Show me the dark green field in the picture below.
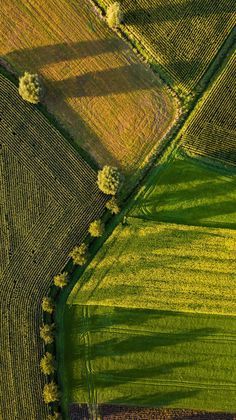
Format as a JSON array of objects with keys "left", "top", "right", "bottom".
[{"left": 62, "top": 305, "right": 236, "bottom": 412}]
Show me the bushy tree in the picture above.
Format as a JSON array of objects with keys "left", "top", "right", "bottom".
[
  {"left": 105, "top": 197, "right": 120, "bottom": 214},
  {"left": 18, "top": 72, "right": 43, "bottom": 104},
  {"left": 43, "top": 381, "right": 60, "bottom": 404},
  {"left": 107, "top": 2, "right": 123, "bottom": 28},
  {"left": 41, "top": 297, "right": 55, "bottom": 314},
  {"left": 88, "top": 219, "right": 104, "bottom": 237},
  {"left": 47, "top": 413, "right": 61, "bottom": 420},
  {"left": 97, "top": 166, "right": 122, "bottom": 195},
  {"left": 70, "top": 243, "right": 88, "bottom": 266},
  {"left": 53, "top": 272, "right": 68, "bottom": 288},
  {"left": 40, "top": 352, "right": 56, "bottom": 375},
  {"left": 40, "top": 324, "right": 55, "bottom": 345}
]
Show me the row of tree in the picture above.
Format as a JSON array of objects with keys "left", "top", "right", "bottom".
[{"left": 39, "top": 165, "right": 122, "bottom": 419}]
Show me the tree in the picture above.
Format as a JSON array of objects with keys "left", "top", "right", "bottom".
[
  {"left": 88, "top": 219, "right": 104, "bottom": 237},
  {"left": 70, "top": 243, "right": 88, "bottom": 266},
  {"left": 41, "top": 297, "right": 55, "bottom": 314},
  {"left": 97, "top": 166, "right": 122, "bottom": 195},
  {"left": 40, "top": 324, "right": 55, "bottom": 345},
  {"left": 40, "top": 352, "right": 56, "bottom": 375},
  {"left": 106, "top": 2, "right": 123, "bottom": 28},
  {"left": 43, "top": 381, "right": 60, "bottom": 404},
  {"left": 18, "top": 72, "right": 43, "bottom": 104},
  {"left": 53, "top": 272, "right": 68, "bottom": 288},
  {"left": 105, "top": 197, "right": 120, "bottom": 214}
]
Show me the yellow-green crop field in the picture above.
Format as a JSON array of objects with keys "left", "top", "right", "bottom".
[
  {"left": 68, "top": 219, "right": 236, "bottom": 315},
  {"left": 182, "top": 51, "right": 236, "bottom": 166},
  {"left": 0, "top": 0, "right": 177, "bottom": 184},
  {"left": 96, "top": 0, "right": 236, "bottom": 91}
]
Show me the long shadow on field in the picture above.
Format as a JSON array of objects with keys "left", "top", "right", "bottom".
[
  {"left": 130, "top": 158, "right": 236, "bottom": 229},
  {"left": 80, "top": 327, "right": 216, "bottom": 361},
  {"left": 124, "top": 0, "right": 236, "bottom": 25},
  {"left": 50, "top": 63, "right": 159, "bottom": 98},
  {"left": 107, "top": 389, "right": 199, "bottom": 408},
  {"left": 5, "top": 39, "right": 127, "bottom": 70}
]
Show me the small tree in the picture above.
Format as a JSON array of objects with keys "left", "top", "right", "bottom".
[
  {"left": 43, "top": 381, "right": 60, "bottom": 404},
  {"left": 18, "top": 71, "right": 43, "bottom": 104},
  {"left": 70, "top": 243, "right": 88, "bottom": 266},
  {"left": 40, "top": 324, "right": 55, "bottom": 345},
  {"left": 40, "top": 352, "right": 56, "bottom": 375},
  {"left": 53, "top": 272, "right": 68, "bottom": 288},
  {"left": 41, "top": 297, "right": 55, "bottom": 314},
  {"left": 107, "top": 2, "right": 123, "bottom": 28},
  {"left": 97, "top": 166, "right": 122, "bottom": 195},
  {"left": 105, "top": 197, "right": 120, "bottom": 214},
  {"left": 89, "top": 219, "right": 104, "bottom": 237}
]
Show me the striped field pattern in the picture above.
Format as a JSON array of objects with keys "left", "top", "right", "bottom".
[
  {"left": 0, "top": 73, "right": 106, "bottom": 420},
  {"left": 63, "top": 304, "right": 236, "bottom": 412},
  {"left": 68, "top": 219, "right": 236, "bottom": 316},
  {"left": 96, "top": 0, "right": 236, "bottom": 90},
  {"left": 0, "top": 0, "right": 177, "bottom": 183},
  {"left": 182, "top": 52, "right": 236, "bottom": 166}
]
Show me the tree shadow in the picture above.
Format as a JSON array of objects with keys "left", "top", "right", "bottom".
[
  {"left": 4, "top": 39, "right": 127, "bottom": 72},
  {"left": 48, "top": 63, "right": 160, "bottom": 98},
  {"left": 124, "top": 0, "right": 236, "bottom": 26},
  {"left": 130, "top": 157, "right": 236, "bottom": 229},
  {"left": 106, "top": 389, "right": 199, "bottom": 407}
]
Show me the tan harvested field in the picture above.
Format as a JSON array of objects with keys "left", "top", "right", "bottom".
[
  {"left": 0, "top": 0, "right": 177, "bottom": 182},
  {"left": 0, "top": 73, "right": 106, "bottom": 420}
]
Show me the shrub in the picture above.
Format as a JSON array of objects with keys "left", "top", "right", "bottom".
[
  {"left": 89, "top": 219, "right": 104, "bottom": 237},
  {"left": 105, "top": 197, "right": 120, "bottom": 214},
  {"left": 47, "top": 413, "right": 61, "bottom": 420},
  {"left": 53, "top": 272, "right": 68, "bottom": 288},
  {"left": 107, "top": 2, "right": 123, "bottom": 28},
  {"left": 97, "top": 166, "right": 122, "bottom": 195},
  {"left": 40, "top": 352, "right": 56, "bottom": 375},
  {"left": 41, "top": 297, "right": 55, "bottom": 314},
  {"left": 70, "top": 243, "right": 88, "bottom": 266},
  {"left": 18, "top": 71, "right": 43, "bottom": 104},
  {"left": 43, "top": 381, "right": 60, "bottom": 404},
  {"left": 40, "top": 324, "right": 55, "bottom": 345}
]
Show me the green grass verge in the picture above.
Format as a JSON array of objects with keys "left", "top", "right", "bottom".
[{"left": 63, "top": 305, "right": 236, "bottom": 412}]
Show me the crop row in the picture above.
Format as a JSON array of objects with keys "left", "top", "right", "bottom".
[
  {"left": 0, "top": 73, "right": 106, "bottom": 419},
  {"left": 97, "top": 0, "right": 235, "bottom": 91},
  {"left": 182, "top": 51, "right": 236, "bottom": 165}
]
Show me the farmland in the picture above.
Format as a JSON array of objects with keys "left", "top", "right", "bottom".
[
  {"left": 0, "top": 73, "right": 106, "bottom": 420},
  {"left": 62, "top": 305, "right": 236, "bottom": 412},
  {"left": 1, "top": 0, "right": 236, "bottom": 418},
  {"left": 96, "top": 0, "right": 236, "bottom": 91},
  {"left": 68, "top": 219, "right": 236, "bottom": 315},
  {"left": 130, "top": 152, "right": 236, "bottom": 229},
  {"left": 62, "top": 147, "right": 236, "bottom": 413},
  {"left": 182, "top": 51, "right": 236, "bottom": 166},
  {"left": 0, "top": 0, "right": 177, "bottom": 185}
]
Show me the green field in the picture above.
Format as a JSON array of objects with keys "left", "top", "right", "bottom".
[
  {"left": 130, "top": 152, "right": 236, "bottom": 229},
  {"left": 96, "top": 0, "right": 236, "bottom": 91},
  {"left": 182, "top": 51, "right": 236, "bottom": 166},
  {"left": 63, "top": 305, "right": 236, "bottom": 412},
  {"left": 62, "top": 148, "right": 236, "bottom": 414}
]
